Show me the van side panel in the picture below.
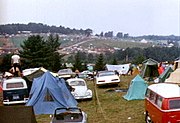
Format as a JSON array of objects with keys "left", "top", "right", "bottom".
[
  {"left": 145, "top": 99, "right": 163, "bottom": 122},
  {"left": 145, "top": 95, "right": 180, "bottom": 122}
]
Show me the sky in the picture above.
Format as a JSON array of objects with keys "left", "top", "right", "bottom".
[{"left": 0, "top": 0, "right": 180, "bottom": 36}]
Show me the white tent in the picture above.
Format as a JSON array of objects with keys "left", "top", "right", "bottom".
[
  {"left": 165, "top": 68, "right": 180, "bottom": 84},
  {"left": 105, "top": 64, "right": 130, "bottom": 75}
]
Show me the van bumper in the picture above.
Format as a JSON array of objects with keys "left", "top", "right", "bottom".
[{"left": 3, "top": 98, "right": 29, "bottom": 105}]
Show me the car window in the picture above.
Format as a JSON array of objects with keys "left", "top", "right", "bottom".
[
  {"left": 6, "top": 82, "right": 24, "bottom": 89},
  {"left": 98, "top": 72, "right": 115, "bottom": 77},
  {"left": 70, "top": 81, "right": 85, "bottom": 86},
  {"left": 169, "top": 99, "right": 180, "bottom": 109},
  {"left": 156, "top": 96, "right": 163, "bottom": 108}
]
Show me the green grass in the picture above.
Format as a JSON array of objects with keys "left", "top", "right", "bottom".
[
  {"left": 36, "top": 75, "right": 145, "bottom": 123},
  {"left": 9, "top": 35, "right": 152, "bottom": 50}
]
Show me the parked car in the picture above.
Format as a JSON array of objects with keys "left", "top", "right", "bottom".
[
  {"left": 58, "top": 69, "right": 75, "bottom": 80},
  {"left": 50, "top": 107, "right": 87, "bottom": 123},
  {"left": 95, "top": 71, "right": 120, "bottom": 87},
  {"left": 80, "top": 70, "right": 94, "bottom": 80},
  {"left": 2, "top": 77, "right": 29, "bottom": 105},
  {"left": 66, "top": 78, "right": 92, "bottom": 100},
  {"left": 145, "top": 83, "right": 180, "bottom": 123}
]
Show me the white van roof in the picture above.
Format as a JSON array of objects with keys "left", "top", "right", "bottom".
[
  {"left": 148, "top": 83, "right": 180, "bottom": 98},
  {"left": 3, "top": 77, "right": 27, "bottom": 90}
]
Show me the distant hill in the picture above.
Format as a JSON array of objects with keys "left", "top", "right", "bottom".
[{"left": 0, "top": 23, "right": 92, "bottom": 35}]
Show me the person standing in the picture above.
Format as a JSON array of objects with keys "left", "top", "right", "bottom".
[{"left": 10, "top": 54, "right": 22, "bottom": 77}]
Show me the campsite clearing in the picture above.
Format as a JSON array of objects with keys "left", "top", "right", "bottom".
[{"left": 36, "top": 75, "right": 145, "bottom": 123}]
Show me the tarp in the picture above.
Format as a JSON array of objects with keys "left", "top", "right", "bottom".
[
  {"left": 123, "top": 75, "right": 148, "bottom": 100},
  {"left": 23, "top": 67, "right": 59, "bottom": 92},
  {"left": 158, "top": 66, "right": 173, "bottom": 83},
  {"left": 26, "top": 71, "right": 78, "bottom": 114},
  {"left": 23, "top": 67, "right": 59, "bottom": 82},
  {"left": 165, "top": 68, "right": 180, "bottom": 84},
  {"left": 105, "top": 64, "right": 130, "bottom": 75},
  {"left": 141, "top": 58, "right": 159, "bottom": 78},
  {"left": 0, "top": 106, "right": 37, "bottom": 123}
]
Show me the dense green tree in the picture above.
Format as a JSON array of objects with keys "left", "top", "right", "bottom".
[
  {"left": 0, "top": 54, "right": 12, "bottom": 72},
  {"left": 94, "top": 53, "right": 105, "bottom": 71},
  {"left": 45, "top": 34, "right": 62, "bottom": 71},
  {"left": 85, "top": 28, "right": 93, "bottom": 37},
  {"left": 132, "top": 55, "right": 145, "bottom": 65},
  {"left": 19, "top": 34, "right": 62, "bottom": 71},
  {"left": 87, "top": 53, "right": 95, "bottom": 63},
  {"left": 73, "top": 51, "right": 82, "bottom": 71},
  {"left": 111, "top": 57, "right": 118, "bottom": 65}
]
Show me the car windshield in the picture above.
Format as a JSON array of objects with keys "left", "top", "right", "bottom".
[
  {"left": 98, "top": 71, "right": 115, "bottom": 77},
  {"left": 58, "top": 69, "right": 73, "bottom": 74},
  {"left": 6, "top": 82, "right": 24, "bottom": 89},
  {"left": 69, "top": 81, "right": 85, "bottom": 86}
]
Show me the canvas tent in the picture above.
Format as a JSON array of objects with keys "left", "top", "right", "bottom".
[
  {"left": 141, "top": 58, "right": 159, "bottom": 78},
  {"left": 173, "top": 60, "right": 180, "bottom": 70},
  {"left": 105, "top": 64, "right": 130, "bottom": 75},
  {"left": 165, "top": 68, "right": 180, "bottom": 84},
  {"left": 23, "top": 67, "right": 59, "bottom": 92},
  {"left": 123, "top": 75, "right": 148, "bottom": 101},
  {"left": 26, "top": 71, "right": 78, "bottom": 114},
  {"left": 157, "top": 66, "right": 173, "bottom": 83}
]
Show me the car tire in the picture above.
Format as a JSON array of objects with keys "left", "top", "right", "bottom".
[{"left": 145, "top": 111, "right": 153, "bottom": 123}]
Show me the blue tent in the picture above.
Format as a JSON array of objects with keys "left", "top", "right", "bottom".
[
  {"left": 123, "top": 75, "right": 148, "bottom": 101},
  {"left": 26, "top": 71, "right": 78, "bottom": 114}
]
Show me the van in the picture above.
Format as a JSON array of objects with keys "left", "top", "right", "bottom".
[
  {"left": 2, "top": 77, "right": 29, "bottom": 105},
  {"left": 145, "top": 83, "right": 180, "bottom": 123}
]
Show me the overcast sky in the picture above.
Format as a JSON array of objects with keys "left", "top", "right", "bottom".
[{"left": 0, "top": 0, "right": 180, "bottom": 36}]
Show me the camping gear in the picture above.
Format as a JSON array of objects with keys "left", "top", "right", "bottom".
[
  {"left": 105, "top": 64, "right": 130, "bottom": 75},
  {"left": 158, "top": 66, "right": 173, "bottom": 83},
  {"left": 123, "top": 75, "right": 148, "bottom": 100},
  {"left": 26, "top": 71, "right": 78, "bottom": 114},
  {"left": 141, "top": 58, "right": 159, "bottom": 78}
]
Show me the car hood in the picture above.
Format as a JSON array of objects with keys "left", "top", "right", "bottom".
[{"left": 73, "top": 86, "right": 88, "bottom": 95}]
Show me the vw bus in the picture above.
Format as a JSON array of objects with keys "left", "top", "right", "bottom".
[
  {"left": 2, "top": 77, "right": 29, "bottom": 105},
  {"left": 145, "top": 83, "right": 180, "bottom": 123}
]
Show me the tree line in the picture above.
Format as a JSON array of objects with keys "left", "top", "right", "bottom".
[
  {"left": 66, "top": 46, "right": 180, "bottom": 71},
  {"left": 1, "top": 23, "right": 180, "bottom": 41},
  {"left": 0, "top": 23, "right": 92, "bottom": 36}
]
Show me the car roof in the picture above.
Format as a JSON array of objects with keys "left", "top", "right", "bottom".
[
  {"left": 148, "top": 83, "right": 180, "bottom": 98},
  {"left": 66, "top": 78, "right": 85, "bottom": 82},
  {"left": 98, "top": 71, "right": 114, "bottom": 73},
  {"left": 3, "top": 77, "right": 26, "bottom": 83}
]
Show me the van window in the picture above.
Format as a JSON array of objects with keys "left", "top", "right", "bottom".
[
  {"left": 145, "top": 89, "right": 150, "bottom": 98},
  {"left": 149, "top": 91, "right": 156, "bottom": 102},
  {"left": 169, "top": 99, "right": 180, "bottom": 109},
  {"left": 6, "top": 82, "right": 24, "bottom": 89},
  {"left": 156, "top": 96, "right": 163, "bottom": 108}
]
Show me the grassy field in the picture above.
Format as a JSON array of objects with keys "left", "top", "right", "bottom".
[
  {"left": 36, "top": 75, "right": 145, "bottom": 123},
  {"left": 9, "top": 35, "right": 152, "bottom": 50}
]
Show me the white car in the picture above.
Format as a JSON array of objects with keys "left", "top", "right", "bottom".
[
  {"left": 96, "top": 71, "right": 120, "bottom": 87},
  {"left": 50, "top": 107, "right": 87, "bottom": 123},
  {"left": 66, "top": 78, "right": 92, "bottom": 100}
]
